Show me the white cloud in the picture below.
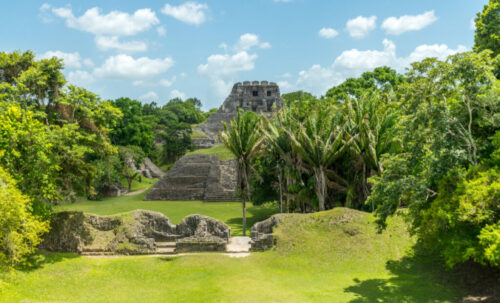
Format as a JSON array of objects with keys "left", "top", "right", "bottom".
[
  {"left": 139, "top": 91, "right": 159, "bottom": 101},
  {"left": 159, "top": 76, "right": 176, "bottom": 87},
  {"left": 198, "top": 51, "right": 257, "bottom": 77},
  {"left": 199, "top": 34, "right": 270, "bottom": 99},
  {"left": 280, "top": 72, "right": 292, "bottom": 78},
  {"left": 277, "top": 80, "right": 293, "bottom": 92},
  {"left": 294, "top": 40, "right": 467, "bottom": 96},
  {"left": 318, "top": 27, "right": 338, "bottom": 39},
  {"left": 67, "top": 70, "right": 95, "bottom": 85},
  {"left": 333, "top": 39, "right": 397, "bottom": 71},
  {"left": 346, "top": 16, "right": 377, "bottom": 39},
  {"left": 381, "top": 11, "right": 437, "bottom": 35},
  {"left": 94, "top": 54, "right": 174, "bottom": 79},
  {"left": 161, "top": 2, "right": 208, "bottom": 26},
  {"left": 234, "top": 33, "right": 271, "bottom": 51},
  {"left": 52, "top": 7, "right": 159, "bottom": 36},
  {"left": 95, "top": 36, "right": 147, "bottom": 52},
  {"left": 170, "top": 89, "right": 187, "bottom": 100},
  {"left": 39, "top": 50, "right": 82, "bottom": 68},
  {"left": 407, "top": 44, "right": 467, "bottom": 63},
  {"left": 157, "top": 26, "right": 167, "bottom": 37},
  {"left": 39, "top": 3, "right": 53, "bottom": 23},
  {"left": 83, "top": 58, "right": 95, "bottom": 68}
]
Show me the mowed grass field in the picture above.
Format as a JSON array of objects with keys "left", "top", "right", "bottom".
[
  {"left": 55, "top": 191, "right": 277, "bottom": 236},
  {"left": 0, "top": 208, "right": 464, "bottom": 303}
]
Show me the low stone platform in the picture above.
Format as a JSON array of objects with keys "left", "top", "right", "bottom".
[{"left": 145, "top": 154, "right": 239, "bottom": 202}]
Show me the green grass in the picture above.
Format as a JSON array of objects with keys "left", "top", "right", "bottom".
[
  {"left": 186, "top": 144, "right": 236, "bottom": 160},
  {"left": 191, "top": 128, "right": 208, "bottom": 139},
  {"left": 0, "top": 208, "right": 463, "bottom": 302},
  {"left": 55, "top": 191, "right": 276, "bottom": 236},
  {"left": 119, "top": 176, "right": 157, "bottom": 192}
]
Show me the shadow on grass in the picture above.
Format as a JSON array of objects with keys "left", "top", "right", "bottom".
[
  {"left": 344, "top": 246, "right": 500, "bottom": 303},
  {"left": 226, "top": 203, "right": 279, "bottom": 233},
  {"left": 16, "top": 250, "right": 81, "bottom": 272}
]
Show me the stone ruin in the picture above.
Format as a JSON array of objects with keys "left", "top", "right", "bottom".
[
  {"left": 195, "top": 81, "right": 283, "bottom": 145},
  {"left": 41, "top": 210, "right": 231, "bottom": 255},
  {"left": 147, "top": 81, "right": 283, "bottom": 202},
  {"left": 145, "top": 154, "right": 238, "bottom": 202}
]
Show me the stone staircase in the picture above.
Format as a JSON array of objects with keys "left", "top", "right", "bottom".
[
  {"left": 155, "top": 242, "right": 177, "bottom": 255},
  {"left": 145, "top": 154, "right": 239, "bottom": 202}
]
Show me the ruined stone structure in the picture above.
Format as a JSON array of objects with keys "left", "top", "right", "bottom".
[
  {"left": 149, "top": 81, "right": 282, "bottom": 202},
  {"left": 195, "top": 81, "right": 283, "bottom": 142},
  {"left": 145, "top": 154, "right": 238, "bottom": 202},
  {"left": 42, "top": 210, "right": 231, "bottom": 255}
]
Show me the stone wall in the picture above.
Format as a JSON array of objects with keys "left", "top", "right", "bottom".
[
  {"left": 250, "top": 214, "right": 285, "bottom": 251},
  {"left": 145, "top": 154, "right": 239, "bottom": 202},
  {"left": 41, "top": 210, "right": 231, "bottom": 254}
]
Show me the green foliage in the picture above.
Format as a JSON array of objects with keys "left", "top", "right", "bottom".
[
  {"left": 0, "top": 167, "right": 49, "bottom": 268},
  {"left": 474, "top": 0, "right": 500, "bottom": 57},
  {"left": 110, "top": 98, "right": 154, "bottom": 154},
  {"left": 326, "top": 66, "right": 404, "bottom": 102}
]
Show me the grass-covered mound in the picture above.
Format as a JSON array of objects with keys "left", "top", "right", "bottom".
[
  {"left": 1, "top": 208, "right": 474, "bottom": 302},
  {"left": 186, "top": 144, "right": 236, "bottom": 160}
]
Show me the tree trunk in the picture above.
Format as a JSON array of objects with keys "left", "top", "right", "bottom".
[
  {"left": 242, "top": 199, "right": 247, "bottom": 236},
  {"left": 314, "top": 167, "right": 326, "bottom": 211},
  {"left": 278, "top": 166, "right": 283, "bottom": 213}
]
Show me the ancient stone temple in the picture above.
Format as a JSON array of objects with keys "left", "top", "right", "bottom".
[
  {"left": 146, "top": 81, "right": 282, "bottom": 202},
  {"left": 196, "top": 81, "right": 282, "bottom": 142}
]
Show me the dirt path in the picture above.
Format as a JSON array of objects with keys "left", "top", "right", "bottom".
[{"left": 124, "top": 188, "right": 149, "bottom": 196}]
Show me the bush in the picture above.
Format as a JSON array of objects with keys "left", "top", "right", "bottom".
[{"left": 0, "top": 167, "right": 49, "bottom": 268}]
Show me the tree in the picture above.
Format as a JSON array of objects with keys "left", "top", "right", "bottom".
[
  {"left": 110, "top": 98, "right": 154, "bottom": 155},
  {"left": 118, "top": 146, "right": 145, "bottom": 191},
  {"left": 474, "top": 0, "right": 500, "bottom": 57},
  {"left": 287, "top": 108, "right": 346, "bottom": 211},
  {"left": 220, "top": 110, "right": 264, "bottom": 236},
  {"left": 0, "top": 166, "right": 49, "bottom": 268}
]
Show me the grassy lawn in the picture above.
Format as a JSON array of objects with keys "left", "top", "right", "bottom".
[
  {"left": 119, "top": 176, "right": 158, "bottom": 192},
  {"left": 0, "top": 208, "right": 462, "bottom": 302},
  {"left": 191, "top": 128, "right": 208, "bottom": 139},
  {"left": 186, "top": 144, "right": 236, "bottom": 160},
  {"left": 55, "top": 191, "right": 277, "bottom": 236}
]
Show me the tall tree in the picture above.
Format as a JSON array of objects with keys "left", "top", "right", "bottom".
[
  {"left": 474, "top": 0, "right": 500, "bottom": 57},
  {"left": 287, "top": 108, "right": 346, "bottom": 211},
  {"left": 220, "top": 110, "right": 263, "bottom": 236}
]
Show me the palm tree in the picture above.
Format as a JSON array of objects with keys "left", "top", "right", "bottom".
[
  {"left": 261, "top": 108, "right": 299, "bottom": 213},
  {"left": 344, "top": 93, "right": 400, "bottom": 209},
  {"left": 220, "top": 110, "right": 264, "bottom": 236},
  {"left": 287, "top": 108, "right": 346, "bottom": 211}
]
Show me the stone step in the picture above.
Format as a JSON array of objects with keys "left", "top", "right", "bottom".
[
  {"left": 156, "top": 247, "right": 176, "bottom": 254},
  {"left": 156, "top": 242, "right": 176, "bottom": 248}
]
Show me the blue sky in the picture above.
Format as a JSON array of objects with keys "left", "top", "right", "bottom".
[{"left": 0, "top": 0, "right": 487, "bottom": 109}]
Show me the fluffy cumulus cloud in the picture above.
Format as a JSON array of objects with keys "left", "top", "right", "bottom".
[
  {"left": 198, "top": 33, "right": 270, "bottom": 99},
  {"left": 234, "top": 33, "right": 271, "bottom": 51},
  {"left": 161, "top": 2, "right": 208, "bottom": 26},
  {"left": 51, "top": 6, "right": 159, "bottom": 36},
  {"left": 39, "top": 50, "right": 82, "bottom": 68},
  {"left": 67, "top": 70, "right": 95, "bottom": 85},
  {"left": 346, "top": 16, "right": 377, "bottom": 39},
  {"left": 94, "top": 54, "right": 174, "bottom": 80},
  {"left": 318, "top": 27, "right": 339, "bottom": 39},
  {"left": 381, "top": 11, "right": 437, "bottom": 35},
  {"left": 139, "top": 91, "right": 159, "bottom": 101},
  {"left": 95, "top": 36, "right": 147, "bottom": 52},
  {"left": 170, "top": 89, "right": 187, "bottom": 100},
  {"left": 294, "top": 40, "right": 467, "bottom": 96}
]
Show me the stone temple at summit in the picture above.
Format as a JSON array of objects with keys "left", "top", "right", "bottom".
[
  {"left": 196, "top": 81, "right": 283, "bottom": 142},
  {"left": 145, "top": 81, "right": 283, "bottom": 202}
]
